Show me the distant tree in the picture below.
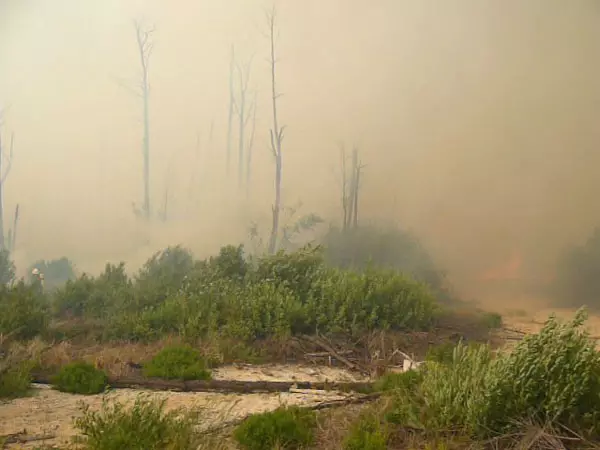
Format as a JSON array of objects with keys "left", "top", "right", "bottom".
[
  {"left": 118, "top": 20, "right": 155, "bottom": 220},
  {"left": 0, "top": 119, "right": 15, "bottom": 250},
  {"left": 233, "top": 53, "right": 256, "bottom": 190},
  {"left": 266, "top": 5, "right": 286, "bottom": 255},
  {"left": 339, "top": 143, "right": 364, "bottom": 230}
]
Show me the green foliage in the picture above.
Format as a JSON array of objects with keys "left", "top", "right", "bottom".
[
  {"left": 481, "top": 311, "right": 503, "bottom": 329},
  {"left": 374, "top": 370, "right": 423, "bottom": 393},
  {"left": 207, "top": 244, "right": 248, "bottom": 281},
  {"left": 0, "top": 361, "right": 33, "bottom": 399},
  {"left": 253, "top": 245, "right": 324, "bottom": 301},
  {"left": 28, "top": 257, "right": 76, "bottom": 290},
  {"left": 233, "top": 406, "right": 317, "bottom": 450},
  {"left": 53, "top": 263, "right": 133, "bottom": 318},
  {"left": 74, "top": 395, "right": 201, "bottom": 450},
  {"left": 0, "top": 249, "right": 15, "bottom": 285},
  {"left": 52, "top": 361, "right": 108, "bottom": 395},
  {"left": 425, "top": 342, "right": 458, "bottom": 365},
  {"left": 142, "top": 345, "right": 211, "bottom": 380},
  {"left": 135, "top": 246, "right": 195, "bottom": 309},
  {"left": 321, "top": 226, "right": 451, "bottom": 301},
  {"left": 306, "top": 267, "right": 438, "bottom": 334},
  {"left": 343, "top": 414, "right": 388, "bottom": 450},
  {"left": 0, "top": 281, "right": 48, "bottom": 339},
  {"left": 487, "top": 308, "right": 600, "bottom": 433},
  {"left": 389, "top": 308, "right": 600, "bottom": 438}
]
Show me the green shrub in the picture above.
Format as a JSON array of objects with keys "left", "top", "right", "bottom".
[
  {"left": 74, "top": 395, "right": 200, "bottom": 450},
  {"left": 0, "top": 281, "right": 48, "bottom": 339},
  {"left": 52, "top": 361, "right": 108, "bottom": 395},
  {"left": 253, "top": 245, "right": 324, "bottom": 301},
  {"left": 481, "top": 311, "right": 502, "bottom": 329},
  {"left": 374, "top": 370, "right": 423, "bottom": 393},
  {"left": 233, "top": 406, "right": 317, "bottom": 450},
  {"left": 222, "top": 281, "right": 305, "bottom": 340},
  {"left": 390, "top": 308, "right": 600, "bottom": 438},
  {"left": 425, "top": 342, "right": 456, "bottom": 365},
  {"left": 0, "top": 249, "right": 16, "bottom": 286},
  {"left": 142, "top": 345, "right": 211, "bottom": 380},
  {"left": 0, "top": 361, "right": 33, "bottom": 399},
  {"left": 53, "top": 263, "right": 133, "bottom": 318},
  {"left": 135, "top": 246, "right": 195, "bottom": 309},
  {"left": 486, "top": 308, "right": 600, "bottom": 434},
  {"left": 306, "top": 267, "right": 438, "bottom": 334},
  {"left": 28, "top": 257, "right": 76, "bottom": 291},
  {"left": 343, "top": 414, "right": 388, "bottom": 450},
  {"left": 320, "top": 226, "right": 451, "bottom": 301}
]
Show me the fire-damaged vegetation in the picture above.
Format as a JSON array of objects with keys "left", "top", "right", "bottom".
[{"left": 3, "top": 226, "right": 596, "bottom": 449}]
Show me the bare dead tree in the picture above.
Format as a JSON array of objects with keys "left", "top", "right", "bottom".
[
  {"left": 133, "top": 20, "right": 155, "bottom": 220},
  {"left": 0, "top": 129, "right": 14, "bottom": 250},
  {"left": 245, "top": 92, "right": 257, "bottom": 198},
  {"left": 340, "top": 143, "right": 349, "bottom": 229},
  {"left": 6, "top": 204, "right": 19, "bottom": 253},
  {"left": 226, "top": 45, "right": 235, "bottom": 176},
  {"left": 234, "top": 54, "right": 255, "bottom": 189},
  {"left": 340, "top": 143, "right": 365, "bottom": 230},
  {"left": 266, "top": 6, "right": 286, "bottom": 255}
]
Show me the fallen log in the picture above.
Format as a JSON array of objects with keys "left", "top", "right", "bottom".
[
  {"left": 30, "top": 374, "right": 374, "bottom": 395},
  {"left": 1, "top": 432, "right": 56, "bottom": 446}
]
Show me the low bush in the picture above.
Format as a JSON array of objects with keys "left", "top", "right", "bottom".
[
  {"left": 52, "top": 361, "right": 108, "bottom": 395},
  {"left": 0, "top": 249, "right": 16, "bottom": 286},
  {"left": 306, "top": 267, "right": 438, "bottom": 334},
  {"left": 320, "top": 225, "right": 452, "bottom": 301},
  {"left": 0, "top": 361, "right": 33, "bottom": 399},
  {"left": 74, "top": 395, "right": 201, "bottom": 450},
  {"left": 142, "top": 345, "right": 211, "bottom": 380},
  {"left": 53, "top": 263, "right": 134, "bottom": 319},
  {"left": 387, "top": 308, "right": 600, "bottom": 438},
  {"left": 343, "top": 414, "right": 388, "bottom": 450},
  {"left": 374, "top": 370, "right": 423, "bottom": 393},
  {"left": 0, "top": 281, "right": 48, "bottom": 339},
  {"left": 233, "top": 406, "right": 317, "bottom": 450}
]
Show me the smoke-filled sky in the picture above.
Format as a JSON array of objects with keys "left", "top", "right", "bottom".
[{"left": 1, "top": 0, "right": 599, "bottom": 300}]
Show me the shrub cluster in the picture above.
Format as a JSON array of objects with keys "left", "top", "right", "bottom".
[
  {"left": 74, "top": 396, "right": 203, "bottom": 450},
  {"left": 142, "top": 345, "right": 211, "bottom": 380},
  {"left": 52, "top": 361, "right": 108, "bottom": 395},
  {"left": 45, "top": 244, "right": 439, "bottom": 343},
  {"left": 233, "top": 406, "right": 317, "bottom": 450},
  {"left": 385, "top": 308, "right": 600, "bottom": 438}
]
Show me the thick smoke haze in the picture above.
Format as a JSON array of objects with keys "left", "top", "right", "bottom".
[{"left": 1, "top": 0, "right": 599, "bottom": 304}]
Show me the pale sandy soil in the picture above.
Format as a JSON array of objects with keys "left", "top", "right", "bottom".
[{"left": 0, "top": 364, "right": 364, "bottom": 449}]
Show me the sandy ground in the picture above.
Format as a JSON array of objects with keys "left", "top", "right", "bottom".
[{"left": 0, "top": 364, "right": 365, "bottom": 449}]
